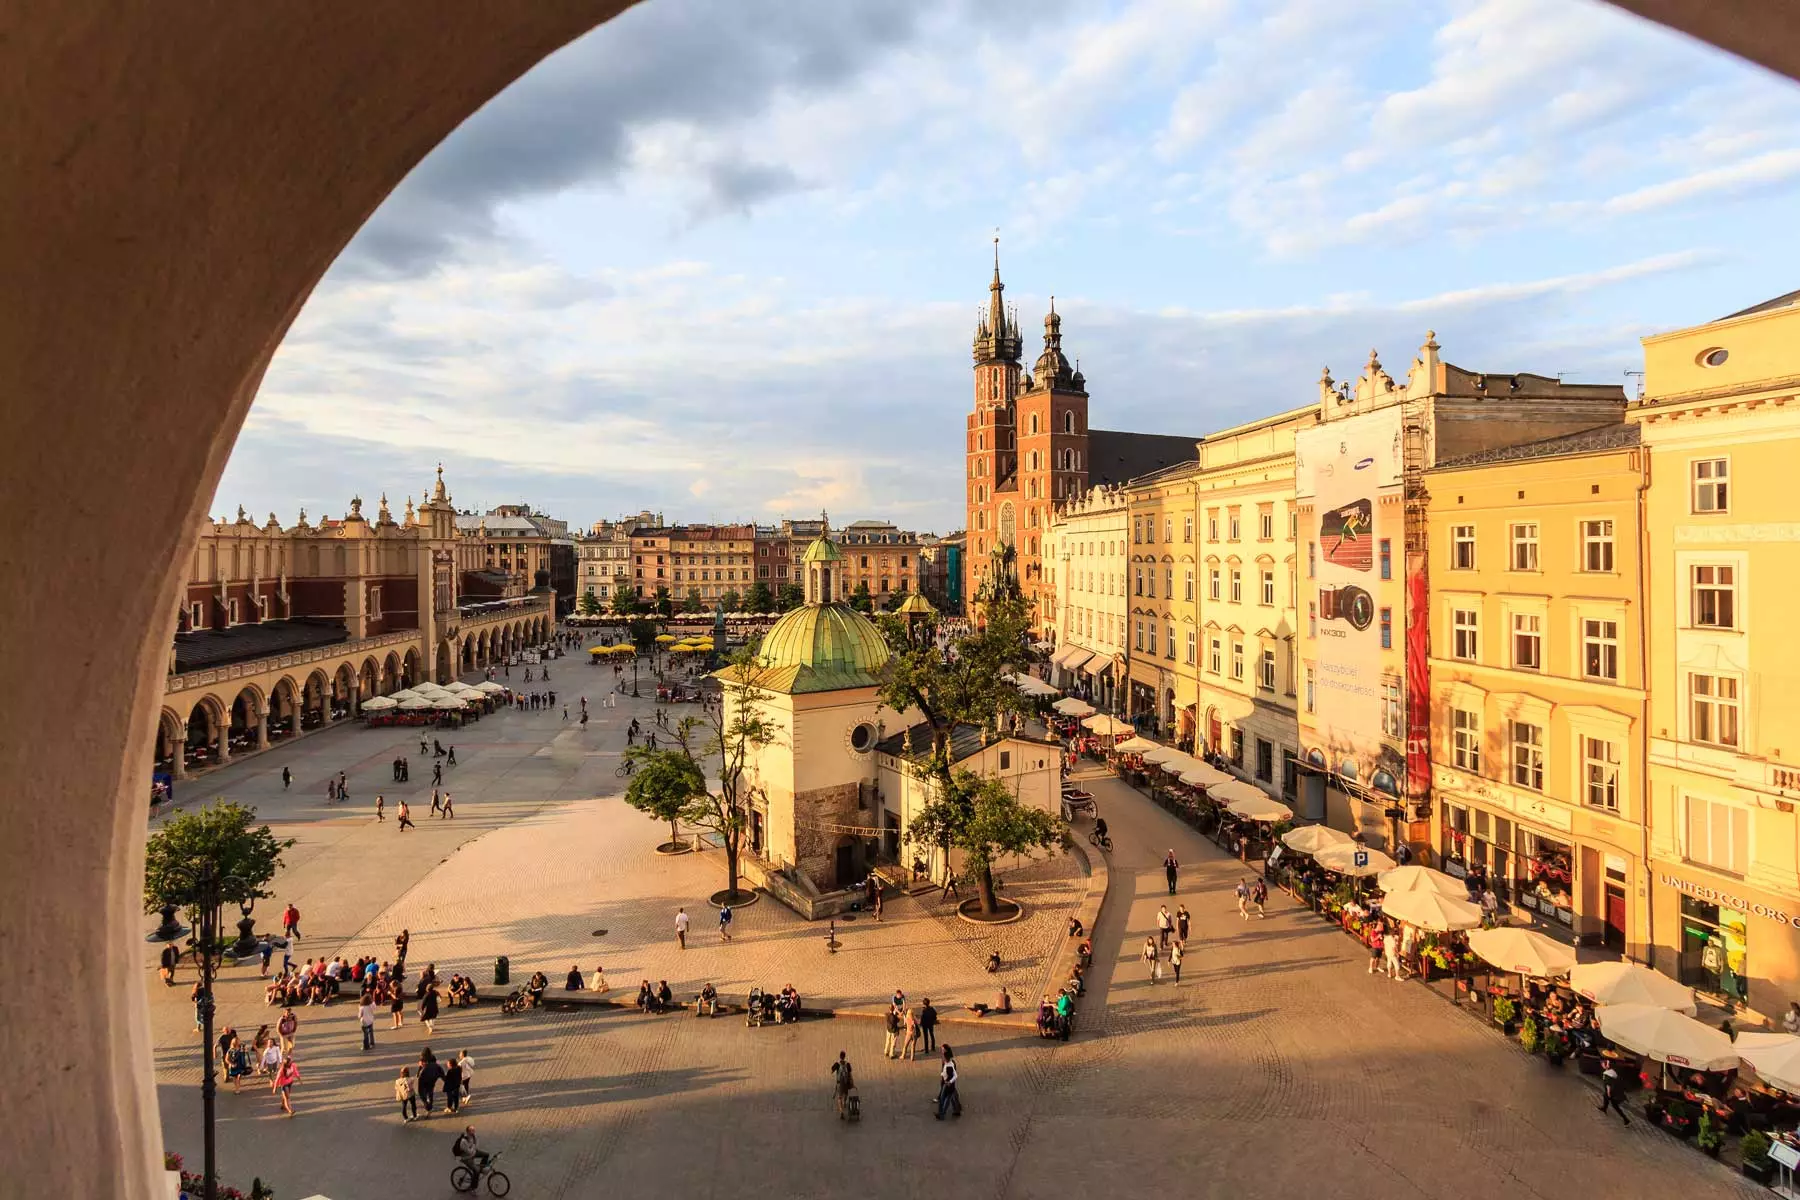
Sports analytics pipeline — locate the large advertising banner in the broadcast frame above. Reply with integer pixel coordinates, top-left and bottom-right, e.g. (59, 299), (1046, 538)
(1296, 409), (1403, 779)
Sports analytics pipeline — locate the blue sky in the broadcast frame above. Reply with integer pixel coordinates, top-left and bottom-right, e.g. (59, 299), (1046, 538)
(217, 0), (1800, 534)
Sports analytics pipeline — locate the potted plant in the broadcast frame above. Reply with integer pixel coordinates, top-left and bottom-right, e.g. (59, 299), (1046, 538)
(1519, 1015), (1542, 1054)
(1543, 1029), (1569, 1067)
(1662, 1097), (1696, 1138)
(1696, 1111), (1723, 1158)
(1493, 996), (1519, 1036)
(1741, 1131), (1775, 1184)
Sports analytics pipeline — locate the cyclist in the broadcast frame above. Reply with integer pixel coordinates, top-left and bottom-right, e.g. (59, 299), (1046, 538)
(453, 1125), (491, 1177)
(1092, 817), (1109, 845)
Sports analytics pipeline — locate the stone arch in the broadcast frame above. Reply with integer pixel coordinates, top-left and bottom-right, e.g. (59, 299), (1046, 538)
(226, 682), (265, 753)
(154, 707), (185, 776)
(359, 656), (379, 699)
(301, 668), (330, 731)
(380, 651), (400, 694)
(435, 640), (453, 684)
(334, 661), (359, 716)
(184, 693), (227, 770)
(267, 675), (300, 742)
(460, 636), (474, 670)
(401, 646), (421, 688)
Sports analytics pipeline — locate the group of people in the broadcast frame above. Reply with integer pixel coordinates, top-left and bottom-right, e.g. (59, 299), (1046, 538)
(393, 1047), (475, 1121)
(215, 1020), (303, 1115)
(1140, 901), (1194, 984)
(565, 963), (610, 993)
(635, 979), (675, 1013)
(881, 993), (938, 1059)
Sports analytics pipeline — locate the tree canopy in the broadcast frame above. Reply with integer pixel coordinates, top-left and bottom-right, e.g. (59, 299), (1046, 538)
(848, 579), (874, 613)
(682, 587), (703, 614)
(720, 588), (741, 614)
(143, 800), (294, 915)
(577, 590), (602, 617)
(744, 581), (774, 613)
(623, 745), (709, 846)
(776, 583), (805, 612)
(907, 769), (1063, 914)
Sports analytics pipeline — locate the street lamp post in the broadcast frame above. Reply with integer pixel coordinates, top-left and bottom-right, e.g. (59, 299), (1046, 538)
(161, 861), (246, 1200)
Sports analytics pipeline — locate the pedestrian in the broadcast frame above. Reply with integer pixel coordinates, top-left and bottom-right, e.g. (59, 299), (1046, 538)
(934, 1046), (961, 1120)
(259, 1037), (282, 1080)
(358, 995), (377, 1051)
(1383, 927), (1403, 980)
(717, 902), (733, 942)
(920, 997), (938, 1052)
(395, 928), (410, 970)
(417, 1050), (443, 1117)
(902, 1005), (921, 1061)
(401, 758), (409, 782)
(390, 980), (407, 1028)
(395, 1066), (418, 1122)
(455, 1050), (475, 1105)
(883, 1004), (901, 1059)
(397, 800), (414, 831)
(563, 706), (569, 721)
(675, 907), (690, 950)
(1157, 904), (1173, 947)
(376, 794), (385, 822)
(257, 935), (274, 978)
(420, 738), (429, 756)
(282, 901), (301, 941)
(1236, 879), (1250, 921)
(1142, 936), (1160, 983)
(1367, 927), (1385, 974)
(432, 762), (443, 786)
(442, 792), (454, 819)
(337, 771), (348, 800)
(1597, 1063), (1631, 1125)
(447, 746), (457, 766)
(281, 766), (291, 790)
(443, 1055), (464, 1114)
(1170, 939), (1185, 984)
(1251, 877), (1268, 918)
(325, 777), (335, 805)
(159, 941), (180, 986)
(272, 1054), (300, 1116)
(871, 877), (883, 922)
(1176, 903), (1191, 942)
(430, 790), (441, 817)
(278, 1006), (298, 1052)
(1163, 849), (1180, 895)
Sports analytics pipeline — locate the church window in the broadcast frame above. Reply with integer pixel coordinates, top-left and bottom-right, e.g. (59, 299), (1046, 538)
(999, 504), (1016, 547)
(1029, 450), (1040, 471)
(1030, 413), (1040, 435)
(1064, 411), (1075, 434)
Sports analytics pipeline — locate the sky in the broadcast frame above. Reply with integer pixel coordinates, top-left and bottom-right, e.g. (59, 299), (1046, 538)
(215, 0), (1800, 535)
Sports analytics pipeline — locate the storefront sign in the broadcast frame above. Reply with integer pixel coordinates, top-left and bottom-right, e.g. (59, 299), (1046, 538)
(1660, 872), (1800, 929)
(1516, 797), (1574, 833)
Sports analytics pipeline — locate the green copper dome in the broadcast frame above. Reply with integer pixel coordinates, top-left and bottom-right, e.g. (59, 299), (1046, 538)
(753, 602), (890, 693)
(800, 534), (843, 565)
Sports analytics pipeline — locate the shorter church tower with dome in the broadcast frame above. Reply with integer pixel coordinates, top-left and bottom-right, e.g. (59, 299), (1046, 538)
(720, 530), (1060, 916)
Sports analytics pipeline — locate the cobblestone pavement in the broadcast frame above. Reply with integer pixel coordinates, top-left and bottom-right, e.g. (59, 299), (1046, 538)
(149, 665), (1757, 1198)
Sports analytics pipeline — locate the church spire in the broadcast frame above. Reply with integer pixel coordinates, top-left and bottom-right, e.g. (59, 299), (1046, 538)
(972, 234), (1022, 365)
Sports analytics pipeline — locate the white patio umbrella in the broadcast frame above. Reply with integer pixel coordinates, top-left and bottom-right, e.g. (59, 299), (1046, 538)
(475, 681), (506, 695)
(1213, 779), (1278, 809)
(1380, 888), (1483, 932)
(448, 682), (484, 696)
(1140, 745), (1185, 765)
(1113, 736), (1161, 755)
(1156, 753), (1203, 777)
(1179, 763), (1234, 789)
(1569, 961), (1697, 1015)
(433, 695), (467, 710)
(397, 697), (435, 711)
(1314, 842), (1397, 877)
(386, 689), (421, 702)
(1466, 926), (1577, 978)
(1224, 792), (1294, 823)
(1732, 1032), (1800, 1094)
(412, 682), (450, 695)
(358, 696), (398, 712)
(1595, 1004), (1739, 1071)
(1082, 714), (1132, 737)
(1281, 824), (1354, 855)
(1052, 698), (1096, 717)
(1377, 865), (1467, 899)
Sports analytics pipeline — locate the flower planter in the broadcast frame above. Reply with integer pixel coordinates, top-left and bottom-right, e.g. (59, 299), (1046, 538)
(1743, 1160), (1774, 1185)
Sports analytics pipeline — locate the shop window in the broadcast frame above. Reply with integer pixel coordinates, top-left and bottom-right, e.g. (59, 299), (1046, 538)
(1231, 728), (1245, 766)
(1518, 835), (1573, 926)
(1685, 795), (1749, 874)
(1583, 737), (1620, 811)
(1510, 613), (1541, 671)
(1378, 539), (1392, 580)
(1382, 679), (1403, 738)
(1691, 564), (1735, 628)
(1582, 520), (1614, 573)
(1689, 673), (1740, 748)
(1451, 525), (1476, 569)
(1679, 894), (1749, 1004)
(1452, 608), (1479, 661)
(1510, 523), (1539, 571)
(1692, 457), (1729, 513)
(1452, 709), (1480, 772)
(1582, 618), (1619, 681)
(1511, 721), (1544, 791)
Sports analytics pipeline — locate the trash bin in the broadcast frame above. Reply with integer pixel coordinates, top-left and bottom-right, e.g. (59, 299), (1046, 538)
(494, 955), (509, 986)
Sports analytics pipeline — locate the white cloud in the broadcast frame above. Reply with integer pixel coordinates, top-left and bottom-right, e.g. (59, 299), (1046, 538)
(1601, 148), (1800, 214)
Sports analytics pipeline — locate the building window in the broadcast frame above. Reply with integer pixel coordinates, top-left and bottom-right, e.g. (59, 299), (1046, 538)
(1231, 728), (1245, 766)
(1452, 709), (1480, 772)
(1511, 722), (1545, 791)
(1133, 518), (1142, 544)
(1685, 795), (1749, 874)
(1261, 570), (1275, 606)
(1134, 620), (1144, 651)
(1183, 516), (1193, 543)
(1229, 570), (1242, 603)
(1166, 624), (1176, 660)
(1584, 738), (1620, 811)
(1164, 567), (1173, 598)
(1582, 618), (1619, 681)
(1260, 511), (1274, 540)
(1582, 520), (1615, 573)
(1383, 679), (1403, 738)
(1184, 569), (1195, 602)
(1134, 568), (1143, 597)
(1259, 649), (1276, 691)
(369, 587), (382, 620)
(1165, 518), (1173, 543)
(1510, 523), (1539, 571)
(1304, 666), (1315, 712)
(1452, 608), (1479, 661)
(1690, 673), (1740, 747)
(1307, 541), (1315, 579)
(227, 598), (239, 624)
(1148, 624), (1158, 656)
(1512, 613), (1541, 671)
(1209, 569), (1221, 600)
(1451, 525), (1476, 570)
(1209, 637), (1222, 674)
(1692, 458), (1729, 513)
(1378, 539), (1391, 580)
(1208, 516), (1219, 541)
(1185, 630), (1197, 666)
(1692, 564), (1736, 629)
(1231, 641), (1244, 680)
(1307, 602), (1317, 638)
(1256, 738), (1274, 782)
(999, 749), (1012, 770)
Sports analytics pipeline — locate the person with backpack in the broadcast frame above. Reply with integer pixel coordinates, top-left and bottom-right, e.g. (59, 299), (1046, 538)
(830, 1051), (857, 1120)
(453, 1126), (490, 1176)
(934, 1046), (961, 1120)
(718, 902), (733, 942)
(394, 1066), (418, 1122)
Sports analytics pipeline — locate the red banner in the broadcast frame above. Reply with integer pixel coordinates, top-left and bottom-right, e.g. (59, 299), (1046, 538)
(1404, 555), (1431, 804)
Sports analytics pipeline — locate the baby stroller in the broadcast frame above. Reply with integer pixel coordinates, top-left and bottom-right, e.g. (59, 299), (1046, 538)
(746, 987), (768, 1027)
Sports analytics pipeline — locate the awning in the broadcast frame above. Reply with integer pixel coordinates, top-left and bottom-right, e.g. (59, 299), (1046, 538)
(1081, 654), (1112, 676)
(1053, 645), (1095, 672)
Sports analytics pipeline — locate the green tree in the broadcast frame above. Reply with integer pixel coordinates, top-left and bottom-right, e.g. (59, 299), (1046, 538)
(682, 587), (703, 614)
(611, 585), (638, 616)
(665, 647), (780, 901)
(884, 585), (911, 612)
(654, 586), (673, 618)
(623, 744), (708, 847)
(907, 769), (1064, 915)
(577, 590), (602, 617)
(848, 579), (874, 613)
(720, 588), (741, 613)
(628, 617), (660, 652)
(744, 581), (774, 613)
(776, 583), (805, 611)
(143, 800), (295, 927)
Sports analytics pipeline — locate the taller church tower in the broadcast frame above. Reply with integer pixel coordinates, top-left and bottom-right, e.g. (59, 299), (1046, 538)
(965, 240), (1022, 614)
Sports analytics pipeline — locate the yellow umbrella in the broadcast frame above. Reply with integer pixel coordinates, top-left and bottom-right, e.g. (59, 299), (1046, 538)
(655, 633), (677, 643)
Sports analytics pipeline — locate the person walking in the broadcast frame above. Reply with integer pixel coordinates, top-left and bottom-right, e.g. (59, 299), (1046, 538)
(397, 800), (414, 831)
(442, 793), (455, 819)
(1170, 939), (1185, 985)
(1142, 936), (1160, 983)
(1251, 877), (1268, 918)
(1367, 926), (1386, 974)
(1163, 849), (1180, 895)
(870, 877), (883, 922)
(883, 1004), (902, 1060)
(717, 902), (733, 942)
(389, 979), (407, 1028)
(443, 1055), (464, 1114)
(375, 794), (385, 822)
(420, 984), (441, 1035)
(902, 1005), (921, 1061)
(325, 777), (335, 806)
(432, 761), (443, 786)
(272, 1054), (300, 1116)
(277, 1007), (298, 1053)
(394, 1066), (418, 1122)
(430, 789), (442, 817)
(257, 935), (274, 978)
(455, 1050), (476, 1105)
(1157, 904), (1173, 948)
(159, 942), (180, 986)
(358, 994), (377, 1051)
(281, 766), (291, 790)
(1383, 927), (1403, 980)
(1236, 879), (1251, 921)
(337, 771), (348, 801)
(417, 1050), (444, 1117)
(675, 907), (690, 950)
(446, 746), (457, 766)
(1597, 1062), (1631, 1126)
(920, 998), (938, 1053)
(1176, 904), (1191, 942)
(934, 1046), (961, 1120)
(282, 902), (301, 942)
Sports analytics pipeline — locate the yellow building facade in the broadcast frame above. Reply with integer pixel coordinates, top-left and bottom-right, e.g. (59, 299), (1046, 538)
(1637, 292), (1800, 1018)
(1424, 429), (1649, 955)
(1194, 405), (1315, 797)
(1125, 462), (1201, 744)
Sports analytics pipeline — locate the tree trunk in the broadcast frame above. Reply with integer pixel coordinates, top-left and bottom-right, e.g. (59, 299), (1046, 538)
(725, 838), (740, 899)
(977, 864), (998, 915)
(668, 818), (680, 846)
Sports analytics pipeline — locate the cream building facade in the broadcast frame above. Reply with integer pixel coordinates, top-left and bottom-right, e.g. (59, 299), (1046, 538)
(1424, 427), (1649, 955)
(1126, 462), (1202, 743)
(1194, 405), (1315, 798)
(1637, 291), (1800, 1016)
(1044, 484), (1130, 712)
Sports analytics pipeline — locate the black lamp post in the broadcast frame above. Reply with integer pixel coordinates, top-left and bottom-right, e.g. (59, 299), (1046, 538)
(161, 861), (247, 1200)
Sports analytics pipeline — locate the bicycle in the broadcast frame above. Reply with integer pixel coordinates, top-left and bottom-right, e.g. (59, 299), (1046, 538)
(614, 759), (636, 778)
(450, 1150), (510, 1196)
(1087, 827), (1112, 852)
